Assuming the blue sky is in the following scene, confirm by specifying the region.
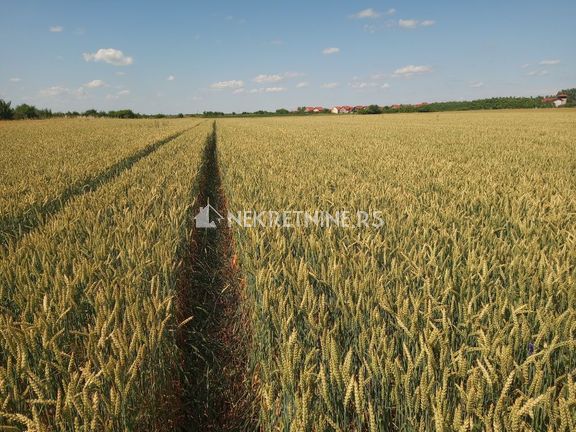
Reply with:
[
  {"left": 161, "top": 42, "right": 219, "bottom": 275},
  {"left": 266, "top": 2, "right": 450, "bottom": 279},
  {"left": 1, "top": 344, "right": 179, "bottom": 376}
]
[{"left": 1, "top": 0, "right": 575, "bottom": 114}]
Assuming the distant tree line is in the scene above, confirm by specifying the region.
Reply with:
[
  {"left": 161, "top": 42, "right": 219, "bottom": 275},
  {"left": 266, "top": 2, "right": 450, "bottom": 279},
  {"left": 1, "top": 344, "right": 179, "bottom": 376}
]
[
  {"left": 202, "top": 108, "right": 294, "bottom": 118},
  {"left": 386, "top": 97, "right": 548, "bottom": 113},
  {"left": 0, "top": 100, "right": 54, "bottom": 120},
  {"left": 358, "top": 90, "right": 576, "bottom": 114},
  {"left": 204, "top": 91, "right": 576, "bottom": 117},
  {"left": 0, "top": 99, "right": 188, "bottom": 120},
  {"left": 1, "top": 89, "right": 574, "bottom": 121}
]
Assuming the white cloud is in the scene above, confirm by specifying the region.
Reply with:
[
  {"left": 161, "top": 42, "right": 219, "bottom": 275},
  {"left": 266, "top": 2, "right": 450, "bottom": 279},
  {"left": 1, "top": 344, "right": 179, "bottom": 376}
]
[
  {"left": 263, "top": 87, "right": 286, "bottom": 93},
  {"left": 167, "top": 75, "right": 175, "bottom": 81},
  {"left": 83, "top": 48, "right": 134, "bottom": 66},
  {"left": 296, "top": 82, "right": 309, "bottom": 88},
  {"left": 253, "top": 72, "right": 304, "bottom": 83},
  {"left": 521, "top": 63, "right": 531, "bottom": 69},
  {"left": 363, "top": 14, "right": 397, "bottom": 34},
  {"left": 49, "top": 26, "right": 63, "bottom": 33},
  {"left": 527, "top": 70, "right": 549, "bottom": 76},
  {"left": 106, "top": 89, "right": 130, "bottom": 100},
  {"left": 470, "top": 81, "right": 484, "bottom": 88},
  {"left": 539, "top": 59, "right": 560, "bottom": 65},
  {"left": 399, "top": 19, "right": 435, "bottom": 28},
  {"left": 233, "top": 88, "right": 245, "bottom": 94},
  {"left": 393, "top": 65, "right": 433, "bottom": 77},
  {"left": 399, "top": 19, "right": 418, "bottom": 28},
  {"left": 38, "top": 86, "right": 87, "bottom": 99},
  {"left": 421, "top": 20, "right": 436, "bottom": 27},
  {"left": 350, "top": 8, "right": 380, "bottom": 19},
  {"left": 253, "top": 74, "right": 284, "bottom": 83},
  {"left": 350, "top": 82, "right": 375, "bottom": 89},
  {"left": 210, "top": 80, "right": 244, "bottom": 89},
  {"left": 323, "top": 47, "right": 340, "bottom": 55},
  {"left": 244, "top": 87, "right": 287, "bottom": 94},
  {"left": 283, "top": 71, "right": 305, "bottom": 78},
  {"left": 9, "top": 78, "right": 21, "bottom": 83},
  {"left": 39, "top": 86, "right": 69, "bottom": 97},
  {"left": 116, "top": 71, "right": 127, "bottom": 76},
  {"left": 84, "top": 79, "right": 107, "bottom": 88},
  {"left": 321, "top": 82, "right": 339, "bottom": 89},
  {"left": 350, "top": 81, "right": 390, "bottom": 89}
]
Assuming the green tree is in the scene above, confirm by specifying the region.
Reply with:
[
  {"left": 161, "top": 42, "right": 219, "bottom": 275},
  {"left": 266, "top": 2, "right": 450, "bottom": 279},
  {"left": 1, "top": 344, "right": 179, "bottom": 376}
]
[
  {"left": 558, "top": 88, "right": 576, "bottom": 106},
  {"left": 13, "top": 104, "right": 39, "bottom": 119},
  {"left": 361, "top": 104, "right": 382, "bottom": 114},
  {"left": 0, "top": 99, "right": 14, "bottom": 120},
  {"left": 37, "top": 108, "right": 53, "bottom": 119},
  {"left": 108, "top": 109, "right": 136, "bottom": 118}
]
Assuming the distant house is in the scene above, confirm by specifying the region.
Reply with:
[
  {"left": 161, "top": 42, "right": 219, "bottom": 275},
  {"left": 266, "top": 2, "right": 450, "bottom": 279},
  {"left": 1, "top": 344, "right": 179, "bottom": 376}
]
[
  {"left": 330, "top": 105, "right": 353, "bottom": 114},
  {"left": 305, "top": 106, "right": 325, "bottom": 113},
  {"left": 391, "top": 104, "right": 401, "bottom": 110},
  {"left": 414, "top": 102, "right": 429, "bottom": 108},
  {"left": 542, "top": 94, "right": 568, "bottom": 107},
  {"left": 353, "top": 105, "right": 368, "bottom": 112}
]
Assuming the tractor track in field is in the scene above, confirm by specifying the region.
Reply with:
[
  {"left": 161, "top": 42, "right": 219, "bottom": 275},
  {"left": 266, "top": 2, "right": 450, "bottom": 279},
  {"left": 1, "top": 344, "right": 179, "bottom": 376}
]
[
  {"left": 174, "top": 122, "right": 253, "bottom": 431},
  {"left": 0, "top": 122, "right": 205, "bottom": 249}
]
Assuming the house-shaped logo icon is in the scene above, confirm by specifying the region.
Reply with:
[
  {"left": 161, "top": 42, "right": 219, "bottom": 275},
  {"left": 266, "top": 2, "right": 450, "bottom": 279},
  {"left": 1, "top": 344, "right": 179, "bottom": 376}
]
[{"left": 194, "top": 199, "right": 224, "bottom": 228}]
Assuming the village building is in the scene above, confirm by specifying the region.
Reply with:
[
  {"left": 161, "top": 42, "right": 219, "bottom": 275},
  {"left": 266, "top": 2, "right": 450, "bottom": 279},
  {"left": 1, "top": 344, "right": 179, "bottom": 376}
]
[
  {"left": 304, "top": 106, "right": 325, "bottom": 113},
  {"left": 330, "top": 105, "right": 353, "bottom": 114},
  {"left": 542, "top": 94, "right": 568, "bottom": 107}
]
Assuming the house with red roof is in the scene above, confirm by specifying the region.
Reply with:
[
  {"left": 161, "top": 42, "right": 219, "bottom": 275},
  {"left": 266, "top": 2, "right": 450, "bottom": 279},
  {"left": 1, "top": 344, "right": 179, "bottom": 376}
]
[
  {"left": 542, "top": 94, "right": 568, "bottom": 107},
  {"left": 330, "top": 105, "right": 353, "bottom": 114},
  {"left": 305, "top": 106, "right": 325, "bottom": 113}
]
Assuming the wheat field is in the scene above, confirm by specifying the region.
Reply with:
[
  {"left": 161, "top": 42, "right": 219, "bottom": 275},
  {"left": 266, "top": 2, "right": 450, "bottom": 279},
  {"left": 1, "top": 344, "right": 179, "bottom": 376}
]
[
  {"left": 0, "top": 110, "right": 575, "bottom": 431},
  {"left": 0, "top": 119, "right": 208, "bottom": 430},
  {"left": 217, "top": 110, "right": 576, "bottom": 431}
]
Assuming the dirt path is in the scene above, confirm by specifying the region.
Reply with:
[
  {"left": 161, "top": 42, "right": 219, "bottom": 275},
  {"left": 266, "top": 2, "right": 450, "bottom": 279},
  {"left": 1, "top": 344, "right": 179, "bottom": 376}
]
[{"left": 175, "top": 123, "right": 253, "bottom": 431}]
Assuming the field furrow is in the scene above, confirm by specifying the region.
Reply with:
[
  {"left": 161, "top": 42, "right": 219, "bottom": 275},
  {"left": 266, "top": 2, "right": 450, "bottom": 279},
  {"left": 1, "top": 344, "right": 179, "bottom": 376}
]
[
  {"left": 0, "top": 118, "right": 201, "bottom": 246},
  {"left": 176, "top": 123, "right": 252, "bottom": 431}
]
